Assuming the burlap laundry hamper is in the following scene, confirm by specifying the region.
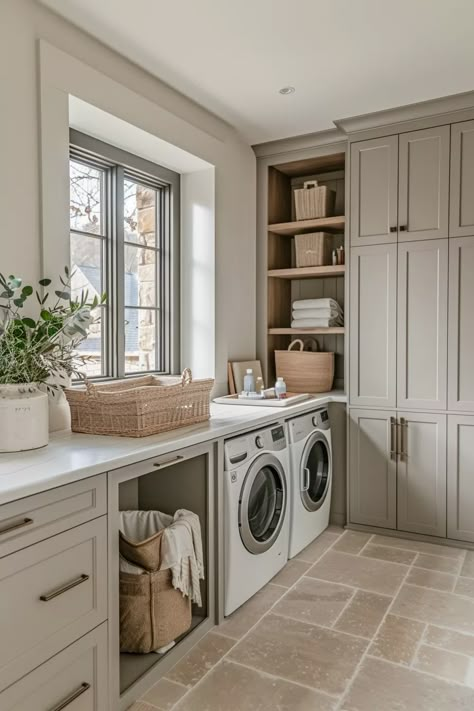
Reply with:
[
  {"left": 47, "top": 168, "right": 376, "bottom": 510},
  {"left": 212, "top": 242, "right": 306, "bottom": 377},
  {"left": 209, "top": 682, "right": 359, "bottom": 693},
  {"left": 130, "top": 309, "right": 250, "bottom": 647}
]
[{"left": 119, "top": 511, "right": 191, "bottom": 654}]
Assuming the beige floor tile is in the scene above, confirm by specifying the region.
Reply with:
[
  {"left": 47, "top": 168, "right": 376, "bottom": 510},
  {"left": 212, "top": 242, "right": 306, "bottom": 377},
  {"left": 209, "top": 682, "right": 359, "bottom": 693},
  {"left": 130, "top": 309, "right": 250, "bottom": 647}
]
[
  {"left": 343, "top": 656, "right": 474, "bottom": 711},
  {"left": 307, "top": 550, "right": 407, "bottom": 596},
  {"left": 295, "top": 530, "right": 340, "bottom": 563},
  {"left": 371, "top": 534, "right": 465, "bottom": 560},
  {"left": 327, "top": 524, "right": 345, "bottom": 534},
  {"left": 425, "top": 625, "right": 474, "bottom": 657},
  {"left": 128, "top": 704, "right": 158, "bottom": 711},
  {"left": 360, "top": 543, "right": 415, "bottom": 565},
  {"left": 334, "top": 590, "right": 391, "bottom": 639},
  {"left": 166, "top": 632, "right": 235, "bottom": 688},
  {"left": 369, "top": 614, "right": 425, "bottom": 665},
  {"left": 270, "top": 559, "right": 312, "bottom": 588},
  {"left": 272, "top": 577, "right": 354, "bottom": 626},
  {"left": 462, "top": 551, "right": 474, "bottom": 578},
  {"left": 392, "top": 584, "right": 474, "bottom": 635},
  {"left": 406, "top": 566, "right": 456, "bottom": 592},
  {"left": 414, "top": 644, "right": 469, "bottom": 683},
  {"left": 217, "top": 583, "right": 285, "bottom": 639},
  {"left": 455, "top": 577, "right": 474, "bottom": 599},
  {"left": 332, "top": 531, "right": 372, "bottom": 555},
  {"left": 173, "top": 660, "right": 337, "bottom": 711},
  {"left": 414, "top": 552, "right": 462, "bottom": 575},
  {"left": 228, "top": 613, "right": 368, "bottom": 696},
  {"left": 142, "top": 678, "right": 187, "bottom": 710}
]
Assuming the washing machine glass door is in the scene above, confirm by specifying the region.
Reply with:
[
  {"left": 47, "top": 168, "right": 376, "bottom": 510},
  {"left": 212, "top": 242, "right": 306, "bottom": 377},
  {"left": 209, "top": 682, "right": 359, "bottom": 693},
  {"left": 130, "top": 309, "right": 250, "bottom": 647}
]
[
  {"left": 300, "top": 432, "right": 331, "bottom": 512},
  {"left": 239, "top": 453, "right": 287, "bottom": 554}
]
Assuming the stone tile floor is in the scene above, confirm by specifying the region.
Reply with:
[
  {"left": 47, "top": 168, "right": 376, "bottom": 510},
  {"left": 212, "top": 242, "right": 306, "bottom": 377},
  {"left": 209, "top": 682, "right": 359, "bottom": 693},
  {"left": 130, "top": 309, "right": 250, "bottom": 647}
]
[{"left": 129, "top": 526, "right": 474, "bottom": 710}]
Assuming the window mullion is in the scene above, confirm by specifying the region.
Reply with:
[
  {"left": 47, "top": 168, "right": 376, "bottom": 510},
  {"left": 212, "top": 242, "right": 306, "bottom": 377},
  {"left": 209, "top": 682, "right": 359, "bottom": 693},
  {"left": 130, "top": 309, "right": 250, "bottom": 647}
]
[{"left": 115, "top": 166, "right": 126, "bottom": 379}]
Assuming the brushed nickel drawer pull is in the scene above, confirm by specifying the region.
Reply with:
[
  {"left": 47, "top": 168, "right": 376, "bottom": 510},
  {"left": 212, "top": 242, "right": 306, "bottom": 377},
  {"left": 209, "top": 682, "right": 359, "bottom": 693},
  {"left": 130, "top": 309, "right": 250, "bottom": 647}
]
[
  {"left": 40, "top": 574, "right": 89, "bottom": 602},
  {"left": 400, "top": 417, "right": 408, "bottom": 461},
  {"left": 49, "top": 682, "right": 90, "bottom": 711},
  {"left": 0, "top": 517, "right": 33, "bottom": 536},
  {"left": 390, "top": 417, "right": 397, "bottom": 460},
  {"left": 153, "top": 455, "right": 184, "bottom": 469}
]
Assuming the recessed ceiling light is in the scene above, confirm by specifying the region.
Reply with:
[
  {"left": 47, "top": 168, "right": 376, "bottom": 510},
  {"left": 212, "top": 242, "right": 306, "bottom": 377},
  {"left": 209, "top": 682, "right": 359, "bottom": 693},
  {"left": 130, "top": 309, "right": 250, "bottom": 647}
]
[{"left": 279, "top": 86, "right": 295, "bottom": 95}]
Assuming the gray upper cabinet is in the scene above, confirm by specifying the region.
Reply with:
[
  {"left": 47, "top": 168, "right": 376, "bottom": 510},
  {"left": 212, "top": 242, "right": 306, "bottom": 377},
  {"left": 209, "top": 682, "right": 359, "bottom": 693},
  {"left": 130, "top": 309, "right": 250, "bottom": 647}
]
[
  {"left": 349, "top": 244, "right": 397, "bottom": 408},
  {"left": 398, "top": 126, "right": 450, "bottom": 241},
  {"left": 448, "top": 415, "right": 474, "bottom": 543},
  {"left": 397, "top": 412, "right": 447, "bottom": 537},
  {"left": 448, "top": 236, "right": 474, "bottom": 411},
  {"left": 397, "top": 239, "right": 448, "bottom": 410},
  {"left": 349, "top": 409, "right": 397, "bottom": 529},
  {"left": 350, "top": 135, "right": 398, "bottom": 246},
  {"left": 450, "top": 120, "right": 474, "bottom": 237}
]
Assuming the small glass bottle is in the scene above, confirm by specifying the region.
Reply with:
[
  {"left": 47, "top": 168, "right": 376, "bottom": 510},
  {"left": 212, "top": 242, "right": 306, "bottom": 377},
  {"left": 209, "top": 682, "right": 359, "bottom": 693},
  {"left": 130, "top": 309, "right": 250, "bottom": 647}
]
[
  {"left": 243, "top": 368, "right": 255, "bottom": 394},
  {"left": 275, "top": 376, "right": 287, "bottom": 399},
  {"left": 255, "top": 376, "right": 264, "bottom": 395}
]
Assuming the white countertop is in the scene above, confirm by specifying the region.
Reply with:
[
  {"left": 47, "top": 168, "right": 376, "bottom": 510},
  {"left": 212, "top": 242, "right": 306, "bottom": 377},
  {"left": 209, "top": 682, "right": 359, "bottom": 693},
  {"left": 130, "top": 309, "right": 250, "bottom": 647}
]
[{"left": 0, "top": 391, "right": 346, "bottom": 506}]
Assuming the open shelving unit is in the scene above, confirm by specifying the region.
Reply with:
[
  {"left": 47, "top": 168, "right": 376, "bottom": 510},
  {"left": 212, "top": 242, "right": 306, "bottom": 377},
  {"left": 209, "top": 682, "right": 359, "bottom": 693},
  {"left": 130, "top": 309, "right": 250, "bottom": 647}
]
[{"left": 263, "top": 149, "right": 347, "bottom": 389}]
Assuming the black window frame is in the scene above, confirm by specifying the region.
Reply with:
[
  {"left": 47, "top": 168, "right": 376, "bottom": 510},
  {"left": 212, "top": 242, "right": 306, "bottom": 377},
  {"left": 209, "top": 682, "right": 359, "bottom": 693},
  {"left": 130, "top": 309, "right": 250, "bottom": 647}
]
[{"left": 69, "top": 129, "right": 180, "bottom": 380}]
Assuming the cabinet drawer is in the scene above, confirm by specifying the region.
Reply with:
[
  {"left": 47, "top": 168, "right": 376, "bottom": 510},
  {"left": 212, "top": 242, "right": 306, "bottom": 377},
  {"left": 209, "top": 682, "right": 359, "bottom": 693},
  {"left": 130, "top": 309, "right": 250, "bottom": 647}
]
[
  {"left": 0, "top": 517, "right": 107, "bottom": 690},
  {"left": 0, "top": 474, "right": 106, "bottom": 558},
  {"left": 0, "top": 622, "right": 108, "bottom": 710}
]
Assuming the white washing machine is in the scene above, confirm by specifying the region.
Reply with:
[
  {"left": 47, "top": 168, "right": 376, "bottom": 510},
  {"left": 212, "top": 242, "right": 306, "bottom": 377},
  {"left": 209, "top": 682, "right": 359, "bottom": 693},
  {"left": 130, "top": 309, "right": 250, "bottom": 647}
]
[
  {"left": 223, "top": 423, "right": 290, "bottom": 616},
  {"left": 287, "top": 408, "right": 332, "bottom": 559}
]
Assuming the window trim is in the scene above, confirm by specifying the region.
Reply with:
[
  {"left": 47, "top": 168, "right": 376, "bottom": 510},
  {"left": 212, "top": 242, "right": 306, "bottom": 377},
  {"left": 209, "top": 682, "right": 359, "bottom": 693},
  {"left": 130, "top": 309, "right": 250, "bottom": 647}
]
[{"left": 69, "top": 129, "right": 180, "bottom": 379}]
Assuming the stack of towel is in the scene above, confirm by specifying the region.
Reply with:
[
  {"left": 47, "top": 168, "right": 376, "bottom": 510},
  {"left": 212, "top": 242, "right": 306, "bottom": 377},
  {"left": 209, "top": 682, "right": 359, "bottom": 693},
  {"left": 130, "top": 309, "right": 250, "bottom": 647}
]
[{"left": 291, "top": 298, "right": 344, "bottom": 328}]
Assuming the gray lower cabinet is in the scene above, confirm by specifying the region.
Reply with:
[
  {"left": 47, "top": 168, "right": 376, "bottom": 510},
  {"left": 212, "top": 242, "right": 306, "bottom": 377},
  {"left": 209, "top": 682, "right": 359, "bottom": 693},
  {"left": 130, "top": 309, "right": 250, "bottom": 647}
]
[
  {"left": 397, "top": 412, "right": 447, "bottom": 538},
  {"left": 349, "top": 245, "right": 397, "bottom": 408},
  {"left": 397, "top": 239, "right": 448, "bottom": 410},
  {"left": 448, "top": 236, "right": 474, "bottom": 411},
  {"left": 350, "top": 135, "right": 398, "bottom": 246},
  {"left": 0, "top": 623, "right": 108, "bottom": 711},
  {"left": 448, "top": 415, "right": 474, "bottom": 543},
  {"left": 450, "top": 120, "right": 474, "bottom": 237},
  {"left": 398, "top": 125, "right": 450, "bottom": 241},
  {"left": 349, "top": 409, "right": 397, "bottom": 529}
]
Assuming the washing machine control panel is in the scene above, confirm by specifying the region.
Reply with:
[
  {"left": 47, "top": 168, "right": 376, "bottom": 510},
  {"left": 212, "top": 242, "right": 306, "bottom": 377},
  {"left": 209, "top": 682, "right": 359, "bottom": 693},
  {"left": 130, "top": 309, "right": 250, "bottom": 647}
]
[
  {"left": 255, "top": 435, "right": 264, "bottom": 449},
  {"left": 224, "top": 426, "right": 287, "bottom": 467},
  {"left": 289, "top": 409, "right": 330, "bottom": 443}
]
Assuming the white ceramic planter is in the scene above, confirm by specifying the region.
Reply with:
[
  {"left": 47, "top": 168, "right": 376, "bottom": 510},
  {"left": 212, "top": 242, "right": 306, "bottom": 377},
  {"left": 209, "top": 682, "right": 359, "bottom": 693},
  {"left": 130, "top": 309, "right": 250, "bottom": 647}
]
[{"left": 0, "top": 384, "right": 49, "bottom": 452}]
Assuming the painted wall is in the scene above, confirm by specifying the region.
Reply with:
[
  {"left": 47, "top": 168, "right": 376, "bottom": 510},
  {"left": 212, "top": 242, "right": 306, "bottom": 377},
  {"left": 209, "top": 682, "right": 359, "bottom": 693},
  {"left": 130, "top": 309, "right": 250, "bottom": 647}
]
[{"left": 0, "top": 0, "right": 256, "bottom": 393}]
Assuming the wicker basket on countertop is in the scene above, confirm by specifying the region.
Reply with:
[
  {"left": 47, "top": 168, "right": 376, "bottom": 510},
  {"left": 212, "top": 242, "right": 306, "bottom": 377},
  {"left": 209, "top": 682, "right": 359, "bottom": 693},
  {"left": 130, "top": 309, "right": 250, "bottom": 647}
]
[
  {"left": 275, "top": 339, "right": 334, "bottom": 393},
  {"left": 65, "top": 368, "right": 214, "bottom": 437}
]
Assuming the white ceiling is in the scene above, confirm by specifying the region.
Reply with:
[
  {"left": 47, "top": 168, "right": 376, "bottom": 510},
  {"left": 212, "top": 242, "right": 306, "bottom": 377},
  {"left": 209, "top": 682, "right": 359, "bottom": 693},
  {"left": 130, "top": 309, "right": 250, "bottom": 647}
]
[{"left": 42, "top": 0, "right": 474, "bottom": 144}]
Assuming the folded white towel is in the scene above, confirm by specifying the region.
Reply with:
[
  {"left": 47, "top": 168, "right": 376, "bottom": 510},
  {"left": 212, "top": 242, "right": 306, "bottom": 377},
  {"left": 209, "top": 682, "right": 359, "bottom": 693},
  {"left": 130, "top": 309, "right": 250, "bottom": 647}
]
[
  {"left": 291, "top": 317, "right": 343, "bottom": 328},
  {"left": 161, "top": 509, "right": 205, "bottom": 607},
  {"left": 293, "top": 298, "right": 341, "bottom": 311},
  {"left": 292, "top": 308, "right": 342, "bottom": 320}
]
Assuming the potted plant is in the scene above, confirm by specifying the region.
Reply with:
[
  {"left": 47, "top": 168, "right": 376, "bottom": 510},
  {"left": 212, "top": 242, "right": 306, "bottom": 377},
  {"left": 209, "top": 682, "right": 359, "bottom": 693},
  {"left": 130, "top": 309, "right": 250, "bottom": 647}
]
[{"left": 0, "top": 267, "right": 105, "bottom": 452}]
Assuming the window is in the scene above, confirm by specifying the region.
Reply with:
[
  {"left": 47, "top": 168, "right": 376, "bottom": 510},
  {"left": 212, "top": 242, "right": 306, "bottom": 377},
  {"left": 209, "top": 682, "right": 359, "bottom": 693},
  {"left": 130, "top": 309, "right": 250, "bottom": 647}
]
[{"left": 69, "top": 130, "right": 179, "bottom": 379}]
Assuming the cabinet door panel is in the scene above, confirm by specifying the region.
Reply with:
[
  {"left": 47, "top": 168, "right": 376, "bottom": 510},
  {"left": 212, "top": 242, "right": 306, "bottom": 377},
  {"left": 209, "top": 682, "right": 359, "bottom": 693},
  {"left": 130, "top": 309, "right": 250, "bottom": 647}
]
[
  {"left": 349, "top": 409, "right": 397, "bottom": 529},
  {"left": 350, "top": 136, "right": 398, "bottom": 246},
  {"left": 349, "top": 245, "right": 397, "bottom": 408},
  {"left": 399, "top": 126, "right": 449, "bottom": 241},
  {"left": 448, "top": 237, "right": 474, "bottom": 411},
  {"left": 397, "top": 412, "right": 446, "bottom": 538},
  {"left": 450, "top": 120, "right": 474, "bottom": 237},
  {"left": 397, "top": 240, "right": 448, "bottom": 410},
  {"left": 448, "top": 415, "right": 474, "bottom": 542}
]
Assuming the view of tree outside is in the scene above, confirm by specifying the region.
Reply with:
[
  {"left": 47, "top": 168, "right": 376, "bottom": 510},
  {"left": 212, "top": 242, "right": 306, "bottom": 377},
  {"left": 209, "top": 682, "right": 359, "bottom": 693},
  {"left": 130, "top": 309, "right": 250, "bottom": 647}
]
[{"left": 69, "top": 160, "right": 160, "bottom": 378}]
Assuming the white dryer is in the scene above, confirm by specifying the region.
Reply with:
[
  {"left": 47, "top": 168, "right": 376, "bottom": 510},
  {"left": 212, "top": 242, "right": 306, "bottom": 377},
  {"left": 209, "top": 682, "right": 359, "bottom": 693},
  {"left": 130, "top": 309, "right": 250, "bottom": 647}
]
[
  {"left": 223, "top": 424, "right": 290, "bottom": 616},
  {"left": 287, "top": 408, "right": 332, "bottom": 559}
]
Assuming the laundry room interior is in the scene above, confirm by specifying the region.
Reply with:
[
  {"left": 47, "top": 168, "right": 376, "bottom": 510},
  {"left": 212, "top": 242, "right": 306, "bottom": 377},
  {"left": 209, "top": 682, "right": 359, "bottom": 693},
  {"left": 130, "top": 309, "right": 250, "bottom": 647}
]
[{"left": 1, "top": 2, "right": 474, "bottom": 711}]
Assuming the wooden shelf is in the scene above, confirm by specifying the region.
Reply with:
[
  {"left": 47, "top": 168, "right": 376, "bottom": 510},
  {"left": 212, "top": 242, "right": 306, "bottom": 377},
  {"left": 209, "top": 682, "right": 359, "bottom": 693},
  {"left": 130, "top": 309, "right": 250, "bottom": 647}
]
[
  {"left": 268, "top": 216, "right": 345, "bottom": 236},
  {"left": 268, "top": 265, "right": 345, "bottom": 280},
  {"left": 268, "top": 327, "right": 345, "bottom": 335}
]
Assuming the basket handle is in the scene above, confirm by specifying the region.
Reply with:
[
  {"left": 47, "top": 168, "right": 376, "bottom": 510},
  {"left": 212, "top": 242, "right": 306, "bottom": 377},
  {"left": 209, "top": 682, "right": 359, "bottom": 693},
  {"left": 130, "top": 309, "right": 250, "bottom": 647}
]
[
  {"left": 303, "top": 180, "right": 318, "bottom": 189},
  {"left": 181, "top": 368, "right": 193, "bottom": 385},
  {"left": 288, "top": 339, "right": 304, "bottom": 352},
  {"left": 84, "top": 379, "right": 99, "bottom": 398}
]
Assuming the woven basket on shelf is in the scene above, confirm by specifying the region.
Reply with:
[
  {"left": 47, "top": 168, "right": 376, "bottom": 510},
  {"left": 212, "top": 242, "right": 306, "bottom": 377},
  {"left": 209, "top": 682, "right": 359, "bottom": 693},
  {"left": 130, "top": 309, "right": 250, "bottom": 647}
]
[
  {"left": 294, "top": 181, "right": 335, "bottom": 221},
  {"left": 294, "top": 232, "right": 332, "bottom": 267},
  {"left": 65, "top": 368, "right": 214, "bottom": 437},
  {"left": 275, "top": 339, "right": 334, "bottom": 393}
]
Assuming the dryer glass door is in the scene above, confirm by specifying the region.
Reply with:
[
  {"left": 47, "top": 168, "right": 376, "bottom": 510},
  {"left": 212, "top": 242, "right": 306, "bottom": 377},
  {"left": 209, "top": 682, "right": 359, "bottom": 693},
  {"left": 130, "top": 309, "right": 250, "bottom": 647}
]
[
  {"left": 239, "top": 454, "right": 287, "bottom": 554},
  {"left": 301, "top": 432, "right": 330, "bottom": 512}
]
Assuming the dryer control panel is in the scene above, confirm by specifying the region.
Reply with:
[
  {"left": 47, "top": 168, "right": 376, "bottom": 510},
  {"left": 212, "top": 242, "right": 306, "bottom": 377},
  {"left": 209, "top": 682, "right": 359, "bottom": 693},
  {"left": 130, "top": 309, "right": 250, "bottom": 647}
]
[
  {"left": 224, "top": 425, "right": 287, "bottom": 469},
  {"left": 288, "top": 408, "right": 330, "bottom": 444}
]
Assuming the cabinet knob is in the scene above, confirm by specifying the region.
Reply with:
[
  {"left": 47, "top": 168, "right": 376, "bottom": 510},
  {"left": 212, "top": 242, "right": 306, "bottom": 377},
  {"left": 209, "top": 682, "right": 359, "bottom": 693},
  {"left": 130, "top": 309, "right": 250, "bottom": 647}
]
[
  {"left": 399, "top": 225, "right": 407, "bottom": 232},
  {"left": 389, "top": 226, "right": 397, "bottom": 233}
]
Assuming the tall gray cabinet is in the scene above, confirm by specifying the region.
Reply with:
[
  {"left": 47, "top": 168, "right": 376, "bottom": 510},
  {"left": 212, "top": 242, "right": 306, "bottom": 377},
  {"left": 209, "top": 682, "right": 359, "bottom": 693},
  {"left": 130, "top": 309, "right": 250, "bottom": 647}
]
[{"left": 348, "top": 119, "right": 474, "bottom": 543}]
